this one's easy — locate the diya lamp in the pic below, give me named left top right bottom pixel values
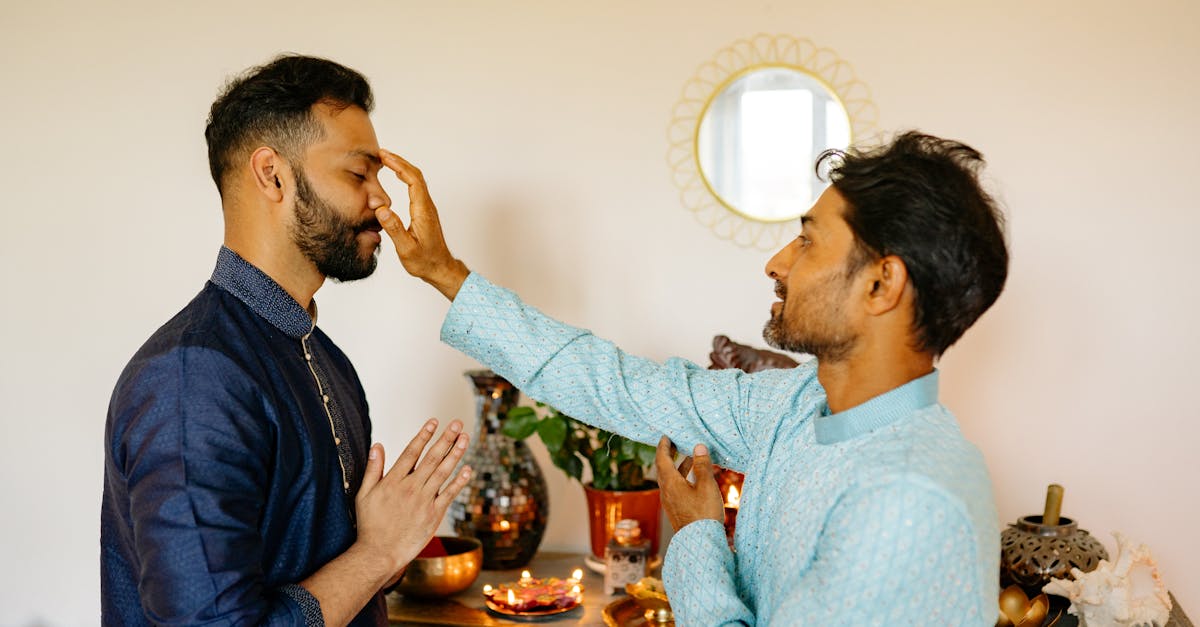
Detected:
left=482, top=567, right=585, bottom=616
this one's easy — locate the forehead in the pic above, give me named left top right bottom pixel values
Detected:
left=801, top=186, right=851, bottom=234
left=307, top=102, right=380, bottom=161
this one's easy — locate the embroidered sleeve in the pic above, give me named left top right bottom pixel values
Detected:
left=441, top=272, right=816, bottom=470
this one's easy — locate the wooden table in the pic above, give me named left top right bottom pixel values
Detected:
left=388, top=552, right=617, bottom=626
left=390, top=552, right=1193, bottom=627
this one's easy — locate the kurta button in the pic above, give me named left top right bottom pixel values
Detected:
left=335, top=437, right=341, bottom=445
left=343, top=481, right=349, bottom=489
left=322, top=394, right=329, bottom=403
left=305, top=353, right=311, bottom=361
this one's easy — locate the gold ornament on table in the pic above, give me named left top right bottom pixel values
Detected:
left=1043, top=532, right=1172, bottom=627
left=626, top=577, right=673, bottom=625
left=602, top=577, right=674, bottom=627
left=997, top=584, right=1052, bottom=627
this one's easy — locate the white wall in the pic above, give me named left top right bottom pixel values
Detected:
left=2, top=1, right=1197, bottom=623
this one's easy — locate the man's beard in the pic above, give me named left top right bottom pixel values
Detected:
left=290, top=167, right=380, bottom=282
left=763, top=274, right=858, bottom=363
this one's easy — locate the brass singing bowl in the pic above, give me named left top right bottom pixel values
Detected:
left=997, top=585, right=1049, bottom=627
left=392, top=536, right=483, bottom=598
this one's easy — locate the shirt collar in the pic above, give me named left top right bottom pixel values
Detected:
left=210, top=246, right=315, bottom=339
left=814, top=370, right=939, bottom=445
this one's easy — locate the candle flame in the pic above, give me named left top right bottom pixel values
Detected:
left=571, top=568, right=583, bottom=581
left=726, top=484, right=741, bottom=507
left=521, top=570, right=532, bottom=580
left=507, top=588, right=516, bottom=606
left=570, top=584, right=581, bottom=597
left=483, top=584, right=493, bottom=594
left=498, top=520, right=511, bottom=531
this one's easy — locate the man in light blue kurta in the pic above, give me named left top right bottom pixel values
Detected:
left=372, top=132, right=1009, bottom=625
left=440, top=275, right=998, bottom=625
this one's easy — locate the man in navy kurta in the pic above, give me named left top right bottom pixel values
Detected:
left=102, top=55, right=472, bottom=626
left=102, top=247, right=378, bottom=624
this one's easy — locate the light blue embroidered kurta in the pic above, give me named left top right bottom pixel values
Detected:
left=442, top=273, right=999, bottom=626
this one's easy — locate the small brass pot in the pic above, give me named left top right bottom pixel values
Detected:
left=393, top=536, right=483, bottom=598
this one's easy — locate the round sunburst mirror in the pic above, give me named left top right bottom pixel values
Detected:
left=668, top=35, right=878, bottom=250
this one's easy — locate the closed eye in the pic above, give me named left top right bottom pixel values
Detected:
left=349, top=171, right=366, bottom=181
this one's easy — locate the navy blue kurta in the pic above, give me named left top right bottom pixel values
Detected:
left=101, top=247, right=383, bottom=625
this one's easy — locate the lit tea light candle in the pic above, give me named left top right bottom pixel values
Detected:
left=568, top=568, right=583, bottom=586
left=482, top=584, right=493, bottom=595
left=723, top=484, right=741, bottom=547
left=520, top=570, right=533, bottom=584
left=725, top=484, right=741, bottom=508
left=498, top=520, right=511, bottom=531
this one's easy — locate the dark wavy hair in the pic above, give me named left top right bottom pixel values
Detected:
left=818, top=131, right=1009, bottom=357
left=204, top=54, right=374, bottom=196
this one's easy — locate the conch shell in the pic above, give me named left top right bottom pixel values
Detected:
left=1043, top=532, right=1171, bottom=626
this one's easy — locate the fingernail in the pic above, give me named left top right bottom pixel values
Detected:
left=696, top=444, right=709, bottom=456
left=457, top=435, right=468, bottom=449
left=369, top=445, right=378, bottom=460
left=449, top=421, right=463, bottom=433
left=376, top=206, right=394, bottom=220
left=425, top=419, right=437, bottom=433
left=462, top=467, right=472, bottom=478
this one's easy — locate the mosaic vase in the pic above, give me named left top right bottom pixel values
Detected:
left=448, top=370, right=548, bottom=569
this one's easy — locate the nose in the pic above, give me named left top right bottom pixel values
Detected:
left=765, top=242, right=792, bottom=280
left=367, top=179, right=392, bottom=212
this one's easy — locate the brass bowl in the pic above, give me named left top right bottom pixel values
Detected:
left=392, top=536, right=483, bottom=598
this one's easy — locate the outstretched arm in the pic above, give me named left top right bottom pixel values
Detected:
left=373, top=151, right=815, bottom=470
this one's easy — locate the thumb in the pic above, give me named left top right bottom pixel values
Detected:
left=690, top=444, right=716, bottom=487
left=358, top=443, right=385, bottom=500
left=375, top=206, right=416, bottom=254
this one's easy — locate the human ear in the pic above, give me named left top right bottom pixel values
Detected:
left=249, top=147, right=286, bottom=203
left=864, top=255, right=909, bottom=315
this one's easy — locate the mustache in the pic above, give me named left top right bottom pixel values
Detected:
left=774, top=280, right=787, bottom=300
left=355, top=218, right=382, bottom=233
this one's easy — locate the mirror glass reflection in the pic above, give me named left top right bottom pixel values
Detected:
left=697, top=67, right=852, bottom=222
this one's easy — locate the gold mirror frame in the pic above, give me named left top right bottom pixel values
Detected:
left=668, top=34, right=879, bottom=250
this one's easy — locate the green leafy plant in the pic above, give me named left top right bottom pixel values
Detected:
left=501, top=403, right=657, bottom=491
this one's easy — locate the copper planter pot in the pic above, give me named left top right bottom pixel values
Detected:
left=583, top=483, right=661, bottom=559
